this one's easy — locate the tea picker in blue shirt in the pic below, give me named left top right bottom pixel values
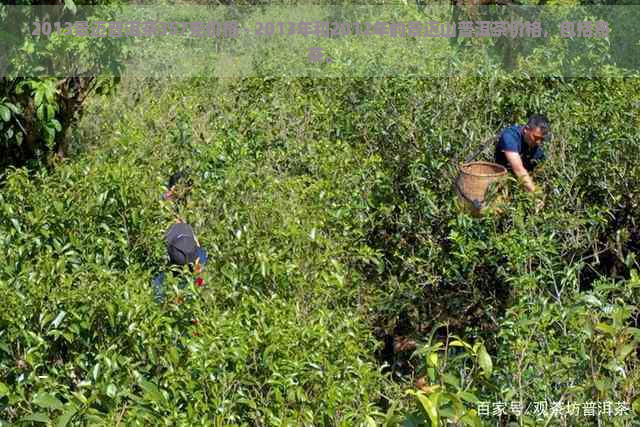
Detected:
left=152, top=220, right=208, bottom=303
left=494, top=115, right=550, bottom=200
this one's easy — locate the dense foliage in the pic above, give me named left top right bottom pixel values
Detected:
left=1, top=1, right=640, bottom=426
left=1, top=73, right=638, bottom=425
left=0, top=0, right=125, bottom=169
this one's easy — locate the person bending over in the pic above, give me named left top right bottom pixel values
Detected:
left=495, top=114, right=550, bottom=193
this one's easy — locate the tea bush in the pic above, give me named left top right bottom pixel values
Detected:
left=0, top=77, right=401, bottom=425
left=0, top=0, right=126, bottom=168
left=1, top=4, right=640, bottom=426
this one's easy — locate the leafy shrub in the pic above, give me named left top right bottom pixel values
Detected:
left=0, top=0, right=125, bottom=170
left=1, top=3, right=640, bottom=423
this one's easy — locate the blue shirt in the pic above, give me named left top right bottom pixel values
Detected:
left=494, top=125, right=545, bottom=172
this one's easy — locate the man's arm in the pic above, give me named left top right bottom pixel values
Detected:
left=504, top=151, right=536, bottom=192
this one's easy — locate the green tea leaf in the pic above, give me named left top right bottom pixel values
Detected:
left=595, top=322, right=616, bottom=335
left=427, top=351, right=438, bottom=368
left=51, top=311, right=66, bottom=329
left=140, top=379, right=165, bottom=404
left=51, top=119, right=62, bottom=132
left=106, top=384, right=117, bottom=398
left=364, top=415, right=376, bottom=427
left=33, top=392, right=64, bottom=411
left=460, top=409, right=483, bottom=427
left=21, top=412, right=50, bottom=423
left=583, top=294, right=601, bottom=307
left=439, top=392, right=464, bottom=415
left=55, top=406, right=77, bottom=427
left=0, top=105, right=10, bottom=122
left=449, top=340, right=472, bottom=350
left=414, top=391, right=439, bottom=427
left=458, top=391, right=479, bottom=405
left=617, top=343, right=636, bottom=361
left=4, top=102, right=20, bottom=114
left=477, top=343, right=493, bottom=379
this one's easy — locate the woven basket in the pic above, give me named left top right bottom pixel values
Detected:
left=456, top=161, right=507, bottom=215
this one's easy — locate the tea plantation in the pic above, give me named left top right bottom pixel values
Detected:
left=1, top=5, right=640, bottom=427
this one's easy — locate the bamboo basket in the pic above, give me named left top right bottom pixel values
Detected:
left=455, top=161, right=507, bottom=216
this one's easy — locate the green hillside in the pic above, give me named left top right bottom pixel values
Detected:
left=1, top=75, right=638, bottom=425
left=1, top=2, right=640, bottom=425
